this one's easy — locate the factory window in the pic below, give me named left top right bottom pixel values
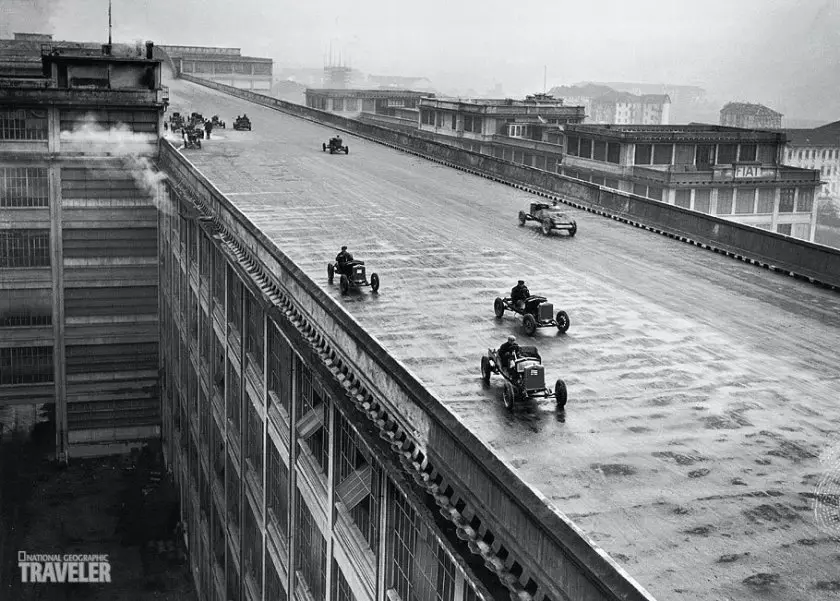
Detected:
left=605, top=178, right=619, bottom=189
left=579, top=138, right=592, bottom=159
left=332, top=98, right=345, bottom=112
left=233, top=62, right=249, bottom=74
left=634, top=144, right=652, bottom=165
left=244, top=503, right=263, bottom=591
left=757, top=188, right=775, bottom=213
left=0, top=346, right=53, bottom=385
left=696, top=144, right=715, bottom=169
left=717, top=143, right=738, bottom=165
left=245, top=400, right=263, bottom=478
left=0, top=229, right=50, bottom=268
left=387, top=99, right=405, bottom=108
left=0, top=167, right=49, bottom=207
left=267, top=441, right=290, bottom=538
left=694, top=189, right=711, bottom=214
left=199, top=231, right=212, bottom=281
left=388, top=486, right=457, bottom=601
left=182, top=62, right=194, bottom=73
left=779, top=188, right=795, bottom=212
left=716, top=189, right=733, bottom=214
left=227, top=455, right=242, bottom=536
left=266, top=560, right=287, bottom=601
left=253, top=63, right=271, bottom=75
left=653, top=144, right=673, bottom=165
left=333, top=560, right=358, bottom=601
left=566, top=136, right=579, bottom=156
left=777, top=223, right=792, bottom=236
left=335, top=411, right=381, bottom=555
left=796, top=188, right=814, bottom=213
left=674, top=189, right=691, bottom=208
left=633, top=183, right=647, bottom=197
left=267, top=324, right=291, bottom=414
left=295, top=490, right=327, bottom=601
left=227, top=361, right=241, bottom=437
left=593, top=140, right=607, bottom=161
left=435, top=112, right=444, bottom=127
left=212, top=245, right=226, bottom=305
left=735, top=188, right=756, bottom=214
left=647, top=186, right=663, bottom=201
left=345, top=98, right=358, bottom=111
left=607, top=142, right=621, bottom=164
left=226, top=544, right=241, bottom=601
left=739, top=144, right=757, bottom=162
left=0, top=109, right=48, bottom=141
left=792, top=223, right=810, bottom=239
left=228, top=270, right=243, bottom=336
left=245, top=293, right=264, bottom=374
left=296, top=361, right=330, bottom=474
left=421, top=110, right=433, bottom=125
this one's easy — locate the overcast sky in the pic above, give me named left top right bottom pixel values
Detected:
left=3, top=0, right=838, bottom=118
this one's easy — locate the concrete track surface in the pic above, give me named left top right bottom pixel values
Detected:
left=166, top=79, right=840, bottom=601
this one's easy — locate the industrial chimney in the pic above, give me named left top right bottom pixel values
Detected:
left=146, top=41, right=154, bottom=59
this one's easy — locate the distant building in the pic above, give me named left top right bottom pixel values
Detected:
left=562, top=124, right=820, bottom=240
left=368, top=74, right=435, bottom=92
left=417, top=94, right=585, bottom=143
left=720, top=102, right=782, bottom=130
left=549, top=84, right=670, bottom=124
left=305, top=88, right=431, bottom=117
left=783, top=121, right=840, bottom=201
left=158, top=45, right=272, bottom=91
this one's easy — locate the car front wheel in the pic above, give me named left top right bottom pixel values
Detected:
left=502, top=382, right=516, bottom=410
left=339, top=274, right=349, bottom=295
left=370, top=272, right=380, bottom=293
left=480, top=356, right=491, bottom=384
left=555, top=310, right=570, bottom=333
left=518, top=211, right=526, bottom=226
left=555, top=379, right=567, bottom=409
left=522, top=314, right=537, bottom=336
left=541, top=218, right=552, bottom=236
left=327, top=263, right=334, bottom=283
left=493, top=297, right=505, bottom=318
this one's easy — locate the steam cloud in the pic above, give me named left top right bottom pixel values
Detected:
left=59, top=114, right=169, bottom=209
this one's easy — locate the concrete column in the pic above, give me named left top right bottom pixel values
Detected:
left=48, top=163, right=68, bottom=463
left=48, top=106, right=60, bottom=154
left=770, top=188, right=780, bottom=231
left=323, top=394, right=336, bottom=597
left=709, top=188, right=719, bottom=215
left=809, top=190, right=819, bottom=242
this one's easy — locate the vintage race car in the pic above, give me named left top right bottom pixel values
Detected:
left=323, top=136, right=349, bottom=154
left=494, top=295, right=570, bottom=335
left=327, top=259, right=379, bottom=295
left=211, top=115, right=226, bottom=128
left=233, top=116, right=252, bottom=131
left=480, top=346, right=567, bottom=409
left=183, top=128, right=202, bottom=150
left=518, top=201, right=577, bottom=236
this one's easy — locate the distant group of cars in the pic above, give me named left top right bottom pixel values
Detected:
left=168, top=111, right=252, bottom=150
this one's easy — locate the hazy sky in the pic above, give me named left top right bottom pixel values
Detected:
left=3, top=0, right=838, bottom=118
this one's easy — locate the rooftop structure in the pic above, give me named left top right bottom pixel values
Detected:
left=305, top=88, right=432, bottom=117
left=158, top=44, right=272, bottom=92
left=562, top=123, right=820, bottom=239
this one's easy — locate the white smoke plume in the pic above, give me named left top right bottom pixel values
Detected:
left=59, top=113, right=169, bottom=211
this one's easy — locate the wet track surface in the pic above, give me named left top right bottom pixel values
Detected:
left=166, top=79, right=840, bottom=600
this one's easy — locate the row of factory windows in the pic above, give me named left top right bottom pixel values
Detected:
left=568, top=137, right=777, bottom=167
left=181, top=61, right=271, bottom=75
left=786, top=147, right=839, bottom=162
left=0, top=108, right=159, bottom=140
left=158, top=213, right=494, bottom=601
left=563, top=169, right=814, bottom=215
left=420, top=110, right=484, bottom=133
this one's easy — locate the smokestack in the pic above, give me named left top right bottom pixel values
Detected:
left=146, top=41, right=154, bottom=59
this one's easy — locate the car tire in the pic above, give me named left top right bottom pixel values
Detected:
left=541, top=218, right=552, bottom=236
left=345, top=146, right=349, bottom=154
left=555, top=379, right=567, bottom=409
left=480, top=356, right=491, bottom=384
left=518, top=211, right=526, bottom=226
left=339, top=274, right=349, bottom=295
left=322, top=143, right=326, bottom=152
left=327, top=263, right=334, bottom=284
left=569, top=222, right=577, bottom=237
left=502, top=382, right=515, bottom=410
left=494, top=297, right=505, bottom=318
left=555, top=310, right=570, bottom=333
left=523, top=314, right=537, bottom=336
left=370, top=273, right=380, bottom=293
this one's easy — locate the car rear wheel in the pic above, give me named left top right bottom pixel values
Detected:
left=518, top=211, right=527, bottom=226
left=541, top=218, right=552, bottom=236
left=502, top=382, right=516, bottom=410
left=554, top=379, right=567, bottom=408
left=480, top=356, right=491, bottom=384
left=569, top=222, right=577, bottom=237
left=522, top=314, right=537, bottom=336
left=339, top=274, right=349, bottom=295
left=370, top=273, right=380, bottom=293
left=493, top=297, right=505, bottom=318
left=322, top=143, right=326, bottom=152
left=345, top=146, right=350, bottom=154
left=555, top=310, right=570, bottom=333
left=327, top=263, right=334, bottom=284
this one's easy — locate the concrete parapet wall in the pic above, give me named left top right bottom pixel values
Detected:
left=158, top=137, right=657, bottom=601
left=180, top=73, right=840, bottom=290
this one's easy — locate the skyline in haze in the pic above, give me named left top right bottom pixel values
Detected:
left=2, top=0, right=838, bottom=121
